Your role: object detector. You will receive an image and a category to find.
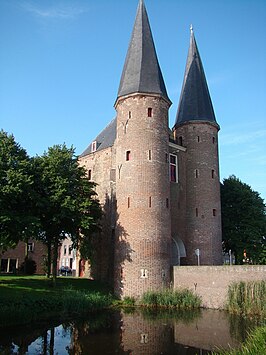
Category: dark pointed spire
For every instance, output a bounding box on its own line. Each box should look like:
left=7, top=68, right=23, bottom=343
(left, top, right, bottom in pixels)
left=116, top=0, right=170, bottom=103
left=174, top=27, right=217, bottom=127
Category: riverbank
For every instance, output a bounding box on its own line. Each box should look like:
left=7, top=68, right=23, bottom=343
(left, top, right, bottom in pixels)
left=0, top=275, right=113, bottom=327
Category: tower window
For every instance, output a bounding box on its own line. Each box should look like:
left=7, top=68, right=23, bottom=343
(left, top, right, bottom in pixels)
left=197, top=136, right=200, bottom=142
left=88, top=169, right=92, bottom=180
left=127, top=197, right=130, bottom=208
left=91, top=141, right=97, bottom=153
left=212, top=169, right=215, bottom=179
left=148, top=150, right=152, bottom=160
left=166, top=198, right=169, bottom=208
left=179, top=137, right=183, bottom=146
left=170, top=154, right=178, bottom=183
left=149, top=196, right=152, bottom=208
left=68, top=245, right=72, bottom=255
left=141, top=269, right=148, bottom=278
left=196, top=208, right=199, bottom=217
left=126, top=150, right=131, bottom=161
left=212, top=137, right=215, bottom=144
left=129, top=111, right=131, bottom=119
left=195, top=169, right=199, bottom=178
left=148, top=107, right=152, bottom=117
left=213, top=209, right=216, bottom=216
left=64, top=245, right=67, bottom=255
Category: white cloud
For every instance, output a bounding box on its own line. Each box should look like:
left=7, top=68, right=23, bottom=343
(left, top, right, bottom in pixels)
left=22, top=2, right=88, bottom=20
left=220, top=129, right=266, bottom=146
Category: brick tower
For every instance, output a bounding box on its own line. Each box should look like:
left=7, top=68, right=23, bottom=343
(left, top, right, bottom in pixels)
left=114, top=0, right=172, bottom=297
left=173, top=27, right=222, bottom=265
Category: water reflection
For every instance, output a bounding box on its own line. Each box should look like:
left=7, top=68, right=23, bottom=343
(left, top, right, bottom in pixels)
left=0, top=309, right=262, bottom=354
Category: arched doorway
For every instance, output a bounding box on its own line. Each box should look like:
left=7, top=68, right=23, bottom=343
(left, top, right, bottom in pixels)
left=171, top=237, right=186, bottom=266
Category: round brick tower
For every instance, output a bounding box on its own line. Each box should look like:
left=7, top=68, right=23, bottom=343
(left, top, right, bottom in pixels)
left=113, top=0, right=172, bottom=298
left=173, top=27, right=222, bottom=265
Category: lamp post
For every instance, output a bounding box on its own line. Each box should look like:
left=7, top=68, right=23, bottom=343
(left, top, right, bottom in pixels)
left=195, top=248, right=200, bottom=266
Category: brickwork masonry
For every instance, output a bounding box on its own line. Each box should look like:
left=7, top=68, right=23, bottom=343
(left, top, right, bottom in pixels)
left=173, top=265, right=266, bottom=309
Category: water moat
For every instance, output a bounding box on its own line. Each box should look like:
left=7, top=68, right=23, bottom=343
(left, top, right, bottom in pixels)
left=0, top=309, right=262, bottom=354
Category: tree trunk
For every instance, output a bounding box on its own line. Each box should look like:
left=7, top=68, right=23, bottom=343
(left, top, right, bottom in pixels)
left=47, top=240, right=52, bottom=278
left=52, top=240, right=58, bottom=287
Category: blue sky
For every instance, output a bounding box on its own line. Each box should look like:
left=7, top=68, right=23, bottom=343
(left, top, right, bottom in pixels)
left=0, top=0, right=265, bottom=200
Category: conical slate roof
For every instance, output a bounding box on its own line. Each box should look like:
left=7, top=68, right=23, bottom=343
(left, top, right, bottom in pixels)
left=116, top=0, right=170, bottom=103
left=174, top=27, right=217, bottom=127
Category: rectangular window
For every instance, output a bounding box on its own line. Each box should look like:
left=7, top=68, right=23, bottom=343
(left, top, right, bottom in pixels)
left=64, top=245, right=67, bottom=256
left=68, top=245, right=72, bottom=255
left=213, top=209, right=216, bottom=216
left=212, top=169, right=215, bottom=179
left=129, top=111, right=131, bottom=119
left=170, top=154, right=178, bottom=182
left=126, top=150, right=131, bottom=161
left=141, top=269, right=148, bottom=278
left=148, top=150, right=152, bottom=161
left=149, top=196, right=152, bottom=208
left=166, top=198, right=169, bottom=208
left=196, top=208, right=199, bottom=217
left=127, top=197, right=130, bottom=208
left=91, top=141, right=97, bottom=153
left=0, top=259, right=8, bottom=272
left=27, top=242, right=34, bottom=252
left=88, top=169, right=92, bottom=180
left=148, top=107, right=152, bottom=117
left=195, top=169, right=199, bottom=178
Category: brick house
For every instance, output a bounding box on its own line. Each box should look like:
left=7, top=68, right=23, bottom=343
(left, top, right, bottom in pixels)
left=79, top=0, right=222, bottom=298
left=0, top=240, right=47, bottom=275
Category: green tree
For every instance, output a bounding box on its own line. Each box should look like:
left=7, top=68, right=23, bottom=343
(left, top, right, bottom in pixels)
left=34, top=144, right=101, bottom=282
left=0, top=130, right=38, bottom=252
left=221, top=175, right=266, bottom=264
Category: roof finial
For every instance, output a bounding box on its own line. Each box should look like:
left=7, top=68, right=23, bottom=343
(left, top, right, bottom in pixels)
left=190, top=24, right=193, bottom=34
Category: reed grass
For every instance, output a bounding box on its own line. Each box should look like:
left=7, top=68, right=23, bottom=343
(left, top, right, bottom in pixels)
left=213, top=326, right=266, bottom=355
left=140, top=288, right=202, bottom=309
left=227, top=280, right=266, bottom=317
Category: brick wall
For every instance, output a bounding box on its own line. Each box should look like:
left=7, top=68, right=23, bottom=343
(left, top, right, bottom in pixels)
left=173, top=121, right=222, bottom=265
left=174, top=265, right=266, bottom=309
left=114, top=94, right=171, bottom=298
left=79, top=146, right=115, bottom=284
left=1, top=240, right=47, bottom=274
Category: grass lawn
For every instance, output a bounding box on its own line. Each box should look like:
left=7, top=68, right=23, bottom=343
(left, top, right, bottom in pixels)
left=0, top=275, right=113, bottom=327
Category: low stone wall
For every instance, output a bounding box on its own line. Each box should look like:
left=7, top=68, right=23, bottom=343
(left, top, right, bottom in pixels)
left=173, top=265, right=266, bottom=309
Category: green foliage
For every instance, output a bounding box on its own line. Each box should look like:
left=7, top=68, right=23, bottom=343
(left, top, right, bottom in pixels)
left=123, top=296, right=136, bottom=306
left=32, top=144, right=102, bottom=279
left=140, top=288, right=202, bottom=309
left=221, top=175, right=266, bottom=264
left=0, top=130, right=39, bottom=251
left=213, top=326, right=266, bottom=355
left=227, top=280, right=266, bottom=317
